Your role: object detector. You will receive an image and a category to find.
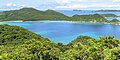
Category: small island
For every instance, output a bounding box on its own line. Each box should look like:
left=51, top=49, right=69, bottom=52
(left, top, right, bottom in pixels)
left=96, top=10, right=120, bottom=12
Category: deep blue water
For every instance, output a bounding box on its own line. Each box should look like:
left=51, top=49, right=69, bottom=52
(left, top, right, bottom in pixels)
left=0, top=21, right=120, bottom=44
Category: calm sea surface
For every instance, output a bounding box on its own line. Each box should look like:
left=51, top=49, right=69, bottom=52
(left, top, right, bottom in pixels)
left=0, top=21, right=120, bottom=44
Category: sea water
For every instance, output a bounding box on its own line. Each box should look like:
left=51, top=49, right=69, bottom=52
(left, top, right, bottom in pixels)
left=0, top=21, right=120, bottom=44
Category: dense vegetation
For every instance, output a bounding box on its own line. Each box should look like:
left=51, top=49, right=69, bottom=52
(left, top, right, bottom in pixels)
left=110, top=19, right=120, bottom=22
left=96, top=10, right=120, bottom=12
left=0, top=8, right=119, bottom=24
left=69, top=14, right=108, bottom=22
left=100, top=14, right=118, bottom=17
left=0, top=24, right=49, bottom=44
left=0, top=8, right=68, bottom=21
left=0, top=25, right=120, bottom=60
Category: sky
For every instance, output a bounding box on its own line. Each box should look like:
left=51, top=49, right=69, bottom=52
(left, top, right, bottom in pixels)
left=0, top=0, right=120, bottom=10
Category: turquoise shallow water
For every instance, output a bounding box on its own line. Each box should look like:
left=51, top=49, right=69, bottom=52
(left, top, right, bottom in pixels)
left=0, top=21, right=120, bottom=44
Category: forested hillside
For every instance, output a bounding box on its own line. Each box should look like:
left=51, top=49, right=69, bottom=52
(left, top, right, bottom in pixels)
left=0, top=25, right=120, bottom=60
left=0, top=24, right=49, bottom=44
left=69, top=14, right=108, bottom=22
left=0, top=8, right=68, bottom=21
left=100, top=14, right=118, bottom=17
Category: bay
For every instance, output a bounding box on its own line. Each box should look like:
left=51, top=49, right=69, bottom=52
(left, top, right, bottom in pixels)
left=0, top=21, right=120, bottom=44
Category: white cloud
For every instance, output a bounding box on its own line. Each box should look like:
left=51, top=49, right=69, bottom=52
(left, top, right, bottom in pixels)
left=55, top=0, right=85, bottom=4
left=54, top=0, right=113, bottom=10
left=6, top=3, right=25, bottom=7
left=55, top=4, right=87, bottom=9
left=108, top=5, right=120, bottom=7
left=87, top=4, right=120, bottom=8
left=57, top=0, right=70, bottom=4
left=0, top=0, right=120, bottom=10
left=113, top=0, right=120, bottom=2
left=0, top=3, right=25, bottom=10
left=6, top=3, right=17, bottom=7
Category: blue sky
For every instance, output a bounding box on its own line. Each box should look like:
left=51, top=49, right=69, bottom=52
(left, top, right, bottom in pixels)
left=0, top=0, right=120, bottom=10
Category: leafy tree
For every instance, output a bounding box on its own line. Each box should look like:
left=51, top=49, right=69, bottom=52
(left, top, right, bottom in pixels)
left=0, top=25, right=120, bottom=60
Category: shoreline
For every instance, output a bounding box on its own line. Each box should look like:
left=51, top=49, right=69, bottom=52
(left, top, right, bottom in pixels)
left=1, top=20, right=23, bottom=22
left=0, top=20, right=120, bottom=25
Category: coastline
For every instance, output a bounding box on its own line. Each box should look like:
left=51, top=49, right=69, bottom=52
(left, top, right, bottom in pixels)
left=0, top=20, right=120, bottom=26
left=1, top=20, right=23, bottom=22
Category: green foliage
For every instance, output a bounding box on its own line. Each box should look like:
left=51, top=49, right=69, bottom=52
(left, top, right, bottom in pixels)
left=0, top=24, right=48, bottom=44
left=0, top=25, right=120, bottom=60
left=0, top=8, right=68, bottom=21
left=96, top=10, right=120, bottom=12
left=100, top=14, right=117, bottom=17
left=110, top=19, right=120, bottom=22
left=65, top=36, right=120, bottom=60
left=0, top=39, right=60, bottom=60
left=69, top=14, right=108, bottom=22
left=0, top=8, right=114, bottom=23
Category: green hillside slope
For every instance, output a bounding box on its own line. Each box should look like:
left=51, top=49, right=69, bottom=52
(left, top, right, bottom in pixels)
left=0, top=25, right=120, bottom=60
left=0, top=8, right=68, bottom=21
left=69, top=14, right=108, bottom=22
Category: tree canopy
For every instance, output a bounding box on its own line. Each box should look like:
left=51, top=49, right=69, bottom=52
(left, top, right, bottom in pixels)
left=0, top=25, right=120, bottom=60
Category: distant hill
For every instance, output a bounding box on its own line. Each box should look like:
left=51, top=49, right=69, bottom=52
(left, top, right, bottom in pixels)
left=110, top=19, right=120, bottom=22
left=100, top=14, right=118, bottom=17
left=69, top=14, right=108, bottom=22
left=0, top=8, right=69, bottom=21
left=0, top=8, right=118, bottom=23
left=96, top=10, right=120, bottom=12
